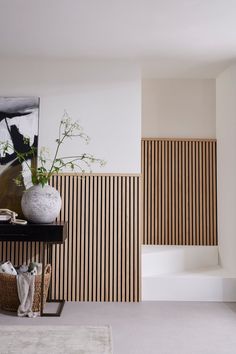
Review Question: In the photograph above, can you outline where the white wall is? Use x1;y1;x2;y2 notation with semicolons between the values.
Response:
216;65;236;272
0;60;141;173
142;79;216;138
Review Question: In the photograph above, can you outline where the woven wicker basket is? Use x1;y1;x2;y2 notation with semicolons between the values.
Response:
0;264;51;313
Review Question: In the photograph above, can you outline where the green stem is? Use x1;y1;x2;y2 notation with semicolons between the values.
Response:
47;121;65;177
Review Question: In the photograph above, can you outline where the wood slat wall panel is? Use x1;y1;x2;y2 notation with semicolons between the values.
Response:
142;138;217;245
0;174;141;302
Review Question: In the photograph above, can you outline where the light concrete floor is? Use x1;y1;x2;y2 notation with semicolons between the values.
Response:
1;302;236;354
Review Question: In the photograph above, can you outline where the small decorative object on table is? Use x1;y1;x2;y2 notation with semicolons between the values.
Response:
0;211;11;224
0;209;27;225
0;112;105;223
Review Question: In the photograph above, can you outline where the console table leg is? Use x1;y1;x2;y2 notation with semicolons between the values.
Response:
40;242;65;317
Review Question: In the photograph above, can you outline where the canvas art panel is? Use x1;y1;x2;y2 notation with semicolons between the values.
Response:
0;97;39;216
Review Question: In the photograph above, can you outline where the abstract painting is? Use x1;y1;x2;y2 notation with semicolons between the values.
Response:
0;97;39;216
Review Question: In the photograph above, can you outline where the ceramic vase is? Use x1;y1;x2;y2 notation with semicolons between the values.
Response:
21;184;62;223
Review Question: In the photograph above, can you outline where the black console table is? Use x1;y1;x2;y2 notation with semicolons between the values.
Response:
0;221;68;317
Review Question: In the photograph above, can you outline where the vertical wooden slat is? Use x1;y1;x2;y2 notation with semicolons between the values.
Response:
121;177;126;301
130;176;134;302
141;141;145;244
186;142;189;245
84;176;89;301
126;177;130;302
206;142;210;245
96;176;101;301
109;177;114;301
105;176;110;302
164;141;169;245
89;176;94;301
60;175;65;299
117;176;122;302
158;141;162;244
101;178;106;301
144;140;147;244
199;142;203;245
161;141;165;244
138;175;141;301
175;141;179;245
195;142;199;245
151;141;155;244
168;141;172;245
134;177;138;302
72;175;77;301
76;176;81;301
189;142;193;245
55;176;61;299
113;176;118;301
202;142;207;245
155;141;158;245
64;175;70;300
182;141;186;245
179;141;182;244
68;175;73;301
209;142;213;245
92;176;97;301
171;141;175;245
192;142;196;245
80;176;85;301
213;142;217;245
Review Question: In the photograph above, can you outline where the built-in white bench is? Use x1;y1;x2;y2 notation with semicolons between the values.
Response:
142;246;236;301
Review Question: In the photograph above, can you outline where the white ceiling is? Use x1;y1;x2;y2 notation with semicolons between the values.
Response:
0;0;235;78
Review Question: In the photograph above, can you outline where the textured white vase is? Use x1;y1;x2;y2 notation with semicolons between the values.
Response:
21;184;62;223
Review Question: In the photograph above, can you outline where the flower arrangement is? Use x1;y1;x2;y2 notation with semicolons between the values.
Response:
0;112;106;187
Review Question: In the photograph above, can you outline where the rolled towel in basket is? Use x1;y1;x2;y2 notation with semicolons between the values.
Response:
16;273;38;318
28;262;42;275
0;261;17;275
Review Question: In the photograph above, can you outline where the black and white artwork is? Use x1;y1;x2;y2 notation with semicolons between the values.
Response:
0;97;39;215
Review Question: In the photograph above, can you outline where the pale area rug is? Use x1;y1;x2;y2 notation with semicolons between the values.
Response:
0;325;113;354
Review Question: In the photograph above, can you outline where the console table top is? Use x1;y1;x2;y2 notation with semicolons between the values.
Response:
0;221;68;243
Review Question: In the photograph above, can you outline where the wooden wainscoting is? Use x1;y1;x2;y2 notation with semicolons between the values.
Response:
142;138;217;245
0;174;141;302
